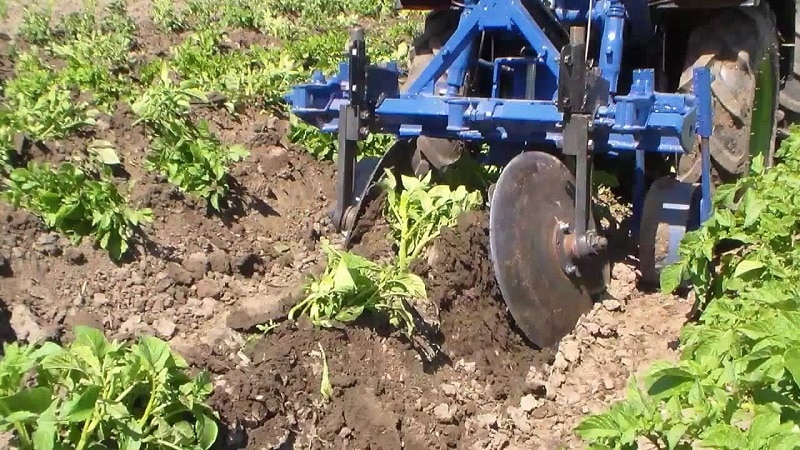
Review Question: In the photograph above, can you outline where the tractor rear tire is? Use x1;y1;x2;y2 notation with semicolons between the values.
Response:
403;9;468;177
677;3;779;185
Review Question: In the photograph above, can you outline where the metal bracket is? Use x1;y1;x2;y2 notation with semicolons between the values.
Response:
558;27;608;266
333;27;369;230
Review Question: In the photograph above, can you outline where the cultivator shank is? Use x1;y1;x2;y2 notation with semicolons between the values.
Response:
285;0;718;348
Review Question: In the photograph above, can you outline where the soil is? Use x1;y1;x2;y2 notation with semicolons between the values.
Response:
0;3;695;449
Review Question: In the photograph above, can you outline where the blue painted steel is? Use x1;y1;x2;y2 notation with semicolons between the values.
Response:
599;0;625;94
693;66;714;223
632;148;645;238
285;0;714;221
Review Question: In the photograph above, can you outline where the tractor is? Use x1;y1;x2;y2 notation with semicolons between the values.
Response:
285;0;800;349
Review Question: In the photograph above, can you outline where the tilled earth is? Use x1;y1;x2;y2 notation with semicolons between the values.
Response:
0;4;693;449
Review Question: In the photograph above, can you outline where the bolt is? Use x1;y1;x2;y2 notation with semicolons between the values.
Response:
558;221;571;232
591;236;608;252
564;264;577;275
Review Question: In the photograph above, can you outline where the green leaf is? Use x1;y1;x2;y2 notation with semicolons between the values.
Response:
0;386;52;415
332;258;357;293
574;413;622;440
32;403;58;450
646;367;694;399
666;424;689;450
136;335;172;372
783;347;800;389
72;325;108;356
660;262;684;293
733;259;765;279
194;408;219;450
62;385;101;422
700;423;747;449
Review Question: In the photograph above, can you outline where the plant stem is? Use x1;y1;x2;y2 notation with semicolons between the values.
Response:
75;414;101;450
137;378;158;429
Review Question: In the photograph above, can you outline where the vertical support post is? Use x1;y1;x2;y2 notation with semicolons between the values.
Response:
447;38;475;95
600;0;625;96
334;27;368;230
632;148;645;238
693;67;713;223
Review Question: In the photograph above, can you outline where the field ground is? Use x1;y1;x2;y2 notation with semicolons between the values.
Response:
0;1;696;448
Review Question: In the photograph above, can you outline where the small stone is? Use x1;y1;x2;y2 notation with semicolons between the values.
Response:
338;427;352;438
64;247;86;265
183;253;209;278
565;390;581;405
196;298;217;319
460;360;476;374
117;315;151;337
155;275;174;292
506;406;531;433
153;318;177;339
559;339;581;363
433;403;454;423
603;377;614;390
9;304;47;343
475;413;497;428
111;267;130;281
166;262;194;285
92;293;109;306
34;233;61;256
209;250;232;274
520;394;540;413
130;272;145;286
603;299;623;312
441;383;458;397
196;279;222;299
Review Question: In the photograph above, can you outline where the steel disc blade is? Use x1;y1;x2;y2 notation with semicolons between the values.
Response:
489;151;608;349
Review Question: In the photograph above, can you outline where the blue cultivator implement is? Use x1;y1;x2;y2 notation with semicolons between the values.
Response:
286;0;788;348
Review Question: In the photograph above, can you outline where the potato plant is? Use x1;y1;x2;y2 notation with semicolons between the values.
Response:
576;131;800;449
0;327;217;450
132;65;249;210
2;161;152;260
290;170;482;336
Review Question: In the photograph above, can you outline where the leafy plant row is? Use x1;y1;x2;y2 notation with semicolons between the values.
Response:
575;132;800;449
0;326;217;450
289;170;484;336
132;65;249;210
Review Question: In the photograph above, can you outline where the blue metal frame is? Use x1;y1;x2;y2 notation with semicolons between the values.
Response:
288;0;697;149
285;0;715;229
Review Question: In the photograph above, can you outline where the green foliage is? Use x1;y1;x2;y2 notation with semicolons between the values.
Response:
132;65;249;210
289;240;422;335
575;130;800;449
170;30;302;110
147;120;249;210
381;170;484;268
3;53;97;142
288;114;394;161
0;326;218;450
49;15;136;109
1;161;152;260
18;6;53;45
290;170;482;335
152;0;189;32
